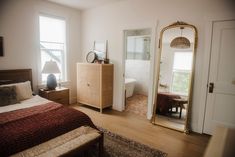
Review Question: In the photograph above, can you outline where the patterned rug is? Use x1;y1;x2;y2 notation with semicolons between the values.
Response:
93;127;167;157
125;94;148;117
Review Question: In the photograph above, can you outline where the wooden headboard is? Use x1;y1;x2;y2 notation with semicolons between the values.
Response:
0;69;33;87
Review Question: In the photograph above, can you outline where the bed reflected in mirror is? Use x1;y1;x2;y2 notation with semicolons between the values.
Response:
152;22;197;132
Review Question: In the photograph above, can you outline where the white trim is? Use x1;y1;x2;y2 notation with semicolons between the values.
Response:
38;14;68;84
147;20;159;120
35;11;41;93
37;81;71;89
39;12;66;21
121;30;127;111
197;21;213;133
198;13;235;133
64;16;68;82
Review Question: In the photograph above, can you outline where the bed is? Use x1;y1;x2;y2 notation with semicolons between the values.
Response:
0;69;103;157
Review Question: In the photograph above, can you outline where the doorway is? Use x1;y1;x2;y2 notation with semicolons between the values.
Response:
123;28;153;118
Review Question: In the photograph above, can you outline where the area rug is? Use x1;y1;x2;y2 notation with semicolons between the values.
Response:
92;127;167;157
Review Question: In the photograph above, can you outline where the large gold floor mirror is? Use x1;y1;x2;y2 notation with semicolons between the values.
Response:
152;21;198;133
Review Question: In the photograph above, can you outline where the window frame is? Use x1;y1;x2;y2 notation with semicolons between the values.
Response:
38;14;67;84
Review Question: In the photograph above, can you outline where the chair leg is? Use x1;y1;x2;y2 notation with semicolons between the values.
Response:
170;105;173;115
179;106;182;119
125;90;126;108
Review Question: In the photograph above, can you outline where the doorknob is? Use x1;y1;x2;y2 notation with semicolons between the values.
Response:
208;82;214;93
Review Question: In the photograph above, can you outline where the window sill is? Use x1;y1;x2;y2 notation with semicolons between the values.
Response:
38;81;70;89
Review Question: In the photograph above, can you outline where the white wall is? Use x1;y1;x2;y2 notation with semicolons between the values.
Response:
125;60;150;96
0;0;81;103
80;0;235;132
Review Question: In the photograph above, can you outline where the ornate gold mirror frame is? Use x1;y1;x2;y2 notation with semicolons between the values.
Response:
152;21;198;133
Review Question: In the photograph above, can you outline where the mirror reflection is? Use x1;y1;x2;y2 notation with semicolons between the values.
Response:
153;23;197;132
126;29;151;60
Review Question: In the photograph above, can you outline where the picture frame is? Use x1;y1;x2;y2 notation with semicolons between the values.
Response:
93;40;107;60
0;36;3;57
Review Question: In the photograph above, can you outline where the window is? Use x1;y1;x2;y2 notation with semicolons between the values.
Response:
171;52;193;95
39;15;66;83
126;36;151;60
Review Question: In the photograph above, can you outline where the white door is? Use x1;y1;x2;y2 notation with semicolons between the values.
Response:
203;20;235;135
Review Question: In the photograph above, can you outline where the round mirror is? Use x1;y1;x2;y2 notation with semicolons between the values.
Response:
152;21;198;133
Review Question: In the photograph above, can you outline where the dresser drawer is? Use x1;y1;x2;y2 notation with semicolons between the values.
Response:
55;97;69;105
48;90;68;100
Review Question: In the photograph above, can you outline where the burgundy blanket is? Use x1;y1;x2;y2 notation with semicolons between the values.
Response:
0;102;96;156
156;92;181;114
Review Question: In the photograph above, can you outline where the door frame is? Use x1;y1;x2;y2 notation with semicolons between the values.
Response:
121;21;159;120
198;12;235;133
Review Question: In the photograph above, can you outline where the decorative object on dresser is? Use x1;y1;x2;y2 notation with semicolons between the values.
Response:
86;40;109;64
77;63;113;113
42;60;61;90
39;87;69;105
86;51;97;63
93;40;107;61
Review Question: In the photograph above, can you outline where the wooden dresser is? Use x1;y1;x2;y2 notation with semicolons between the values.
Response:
77;63;113;113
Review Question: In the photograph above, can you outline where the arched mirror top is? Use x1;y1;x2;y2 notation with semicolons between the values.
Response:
159;21;198;51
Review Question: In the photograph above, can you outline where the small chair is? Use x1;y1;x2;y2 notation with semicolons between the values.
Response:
171;98;188;119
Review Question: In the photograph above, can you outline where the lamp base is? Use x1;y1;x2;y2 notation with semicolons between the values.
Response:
47;74;57;90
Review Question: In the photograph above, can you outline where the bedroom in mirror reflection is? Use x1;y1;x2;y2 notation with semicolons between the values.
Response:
153;22;197;132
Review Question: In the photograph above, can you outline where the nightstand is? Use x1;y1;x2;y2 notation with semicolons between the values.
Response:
39;87;69;105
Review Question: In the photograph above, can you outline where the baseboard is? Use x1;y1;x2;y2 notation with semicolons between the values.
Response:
191;122;201;133
112;105;123;112
70;96;77;104
147;112;152;120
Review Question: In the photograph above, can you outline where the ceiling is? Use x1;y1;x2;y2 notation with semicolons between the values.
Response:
48;0;123;10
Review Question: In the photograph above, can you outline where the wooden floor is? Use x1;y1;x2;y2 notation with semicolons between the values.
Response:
70;104;210;157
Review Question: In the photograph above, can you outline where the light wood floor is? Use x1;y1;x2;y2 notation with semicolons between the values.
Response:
70;104;210;157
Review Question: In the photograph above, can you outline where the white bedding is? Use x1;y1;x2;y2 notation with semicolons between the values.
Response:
0;95;51;113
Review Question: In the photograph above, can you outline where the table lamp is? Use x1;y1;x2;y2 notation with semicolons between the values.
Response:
42;60;60;90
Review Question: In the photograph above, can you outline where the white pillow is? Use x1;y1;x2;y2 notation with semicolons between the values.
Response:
1;81;33;101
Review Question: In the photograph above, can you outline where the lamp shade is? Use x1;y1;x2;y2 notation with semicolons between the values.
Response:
170;37;190;49
170;27;191;49
42;61;60;74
